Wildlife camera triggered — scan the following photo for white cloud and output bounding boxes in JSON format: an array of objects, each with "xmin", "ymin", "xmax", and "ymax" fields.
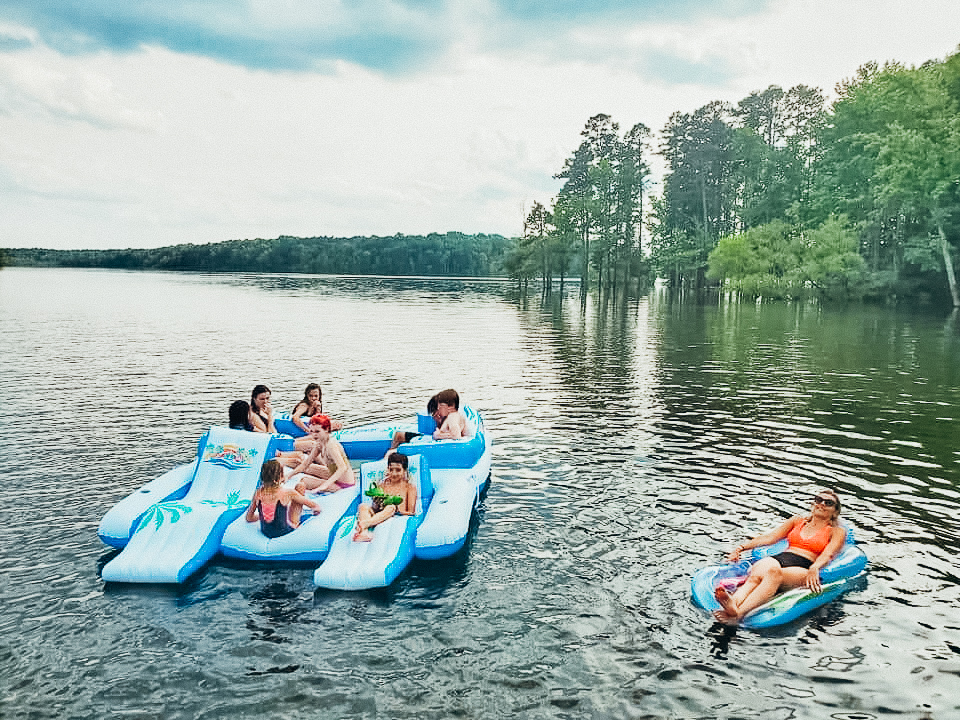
[{"xmin": 0, "ymin": 0, "xmax": 957, "ymax": 249}]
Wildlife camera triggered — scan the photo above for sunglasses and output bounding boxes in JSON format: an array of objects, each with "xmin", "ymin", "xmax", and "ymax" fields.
[{"xmin": 812, "ymin": 495, "xmax": 837, "ymax": 508}]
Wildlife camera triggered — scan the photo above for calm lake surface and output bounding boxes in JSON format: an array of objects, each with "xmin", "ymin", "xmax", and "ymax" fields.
[{"xmin": 1, "ymin": 267, "xmax": 958, "ymax": 719}]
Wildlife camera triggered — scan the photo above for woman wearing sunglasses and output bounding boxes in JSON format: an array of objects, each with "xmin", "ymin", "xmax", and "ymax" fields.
[{"xmin": 713, "ymin": 489, "xmax": 846, "ymax": 625}]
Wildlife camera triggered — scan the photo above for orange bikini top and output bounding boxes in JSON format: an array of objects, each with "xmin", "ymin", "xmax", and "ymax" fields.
[{"xmin": 787, "ymin": 520, "xmax": 833, "ymax": 555}]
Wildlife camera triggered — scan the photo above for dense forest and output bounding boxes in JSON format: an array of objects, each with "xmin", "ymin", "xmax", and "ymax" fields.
[
  {"xmin": 507, "ymin": 48, "xmax": 960, "ymax": 307},
  {"xmin": 5, "ymin": 233, "xmax": 511, "ymax": 277}
]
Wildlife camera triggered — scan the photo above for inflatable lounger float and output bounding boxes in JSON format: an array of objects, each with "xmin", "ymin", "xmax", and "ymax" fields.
[
  {"xmin": 282, "ymin": 404, "xmax": 491, "ymax": 559},
  {"xmin": 314, "ymin": 454, "xmax": 434, "ymax": 590},
  {"xmin": 223, "ymin": 406, "xmax": 491, "ymax": 566},
  {"xmin": 690, "ymin": 528, "xmax": 867, "ymax": 629},
  {"xmin": 274, "ymin": 412, "xmax": 418, "ymax": 460},
  {"xmin": 98, "ymin": 427, "xmax": 288, "ymax": 583},
  {"xmin": 219, "ymin": 475, "xmax": 361, "ymax": 563},
  {"xmin": 397, "ymin": 405, "xmax": 491, "ymax": 560},
  {"xmin": 276, "ymin": 405, "xmax": 489, "ymax": 467}
]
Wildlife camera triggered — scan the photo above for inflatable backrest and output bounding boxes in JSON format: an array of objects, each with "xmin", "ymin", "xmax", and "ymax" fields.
[
  {"xmin": 358, "ymin": 454, "xmax": 433, "ymax": 516},
  {"xmin": 417, "ymin": 413, "xmax": 437, "ymax": 434},
  {"xmin": 417, "ymin": 406, "xmax": 478, "ymax": 438},
  {"xmin": 187, "ymin": 426, "xmax": 274, "ymax": 501},
  {"xmin": 398, "ymin": 406, "xmax": 484, "ymax": 469},
  {"xmin": 274, "ymin": 412, "xmax": 307, "ymax": 438}
]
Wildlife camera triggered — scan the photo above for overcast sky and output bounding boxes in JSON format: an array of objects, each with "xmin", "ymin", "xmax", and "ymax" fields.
[{"xmin": 0, "ymin": 1, "xmax": 957, "ymax": 250}]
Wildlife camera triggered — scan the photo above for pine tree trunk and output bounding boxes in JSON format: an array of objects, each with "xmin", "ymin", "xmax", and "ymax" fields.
[{"xmin": 937, "ymin": 223, "xmax": 960, "ymax": 308}]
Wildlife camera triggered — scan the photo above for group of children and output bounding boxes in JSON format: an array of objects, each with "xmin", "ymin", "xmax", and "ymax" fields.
[{"xmin": 233, "ymin": 384, "xmax": 468, "ymax": 544}]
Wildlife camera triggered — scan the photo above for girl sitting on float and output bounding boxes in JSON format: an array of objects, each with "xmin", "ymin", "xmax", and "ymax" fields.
[
  {"xmin": 244, "ymin": 460, "xmax": 320, "ymax": 539},
  {"xmin": 282, "ymin": 414, "xmax": 355, "ymax": 492}
]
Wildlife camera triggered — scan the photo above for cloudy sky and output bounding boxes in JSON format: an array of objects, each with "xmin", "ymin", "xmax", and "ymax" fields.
[{"xmin": 0, "ymin": 1, "xmax": 957, "ymax": 250}]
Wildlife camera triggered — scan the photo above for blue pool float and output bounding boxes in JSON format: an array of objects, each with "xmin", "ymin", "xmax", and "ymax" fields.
[
  {"xmin": 98, "ymin": 427, "xmax": 287, "ymax": 583},
  {"xmin": 97, "ymin": 407, "xmax": 491, "ymax": 583},
  {"xmin": 218, "ymin": 481, "xmax": 361, "ymax": 563},
  {"xmin": 314, "ymin": 454, "xmax": 434, "ymax": 590},
  {"xmin": 690, "ymin": 527, "xmax": 868, "ymax": 628}
]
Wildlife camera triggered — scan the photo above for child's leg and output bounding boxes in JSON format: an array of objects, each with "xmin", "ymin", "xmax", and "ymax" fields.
[
  {"xmin": 293, "ymin": 436, "xmax": 316, "ymax": 452},
  {"xmin": 274, "ymin": 452, "xmax": 305, "ymax": 468},
  {"xmin": 356, "ymin": 505, "xmax": 373, "ymax": 529},
  {"xmin": 303, "ymin": 463, "xmax": 332, "ymax": 480},
  {"xmin": 354, "ymin": 506, "xmax": 374, "ymax": 540}
]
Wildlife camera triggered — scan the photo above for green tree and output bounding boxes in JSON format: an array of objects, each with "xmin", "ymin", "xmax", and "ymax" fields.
[
  {"xmin": 651, "ymin": 101, "xmax": 737, "ymax": 290},
  {"xmin": 734, "ymin": 84, "xmax": 825, "ymax": 229},
  {"xmin": 708, "ymin": 216, "xmax": 863, "ymax": 299}
]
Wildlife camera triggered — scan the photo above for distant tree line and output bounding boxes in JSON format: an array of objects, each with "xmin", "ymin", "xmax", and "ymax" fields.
[
  {"xmin": 3, "ymin": 232, "xmax": 511, "ymax": 277},
  {"xmin": 510, "ymin": 47, "xmax": 960, "ymax": 307}
]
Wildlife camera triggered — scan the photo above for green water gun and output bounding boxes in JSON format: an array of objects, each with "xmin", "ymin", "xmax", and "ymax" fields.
[{"xmin": 365, "ymin": 482, "xmax": 403, "ymax": 506}]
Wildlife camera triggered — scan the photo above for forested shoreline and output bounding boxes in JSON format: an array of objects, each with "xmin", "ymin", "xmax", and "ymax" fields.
[
  {"xmin": 5, "ymin": 49, "xmax": 959, "ymax": 307},
  {"xmin": 3, "ymin": 233, "xmax": 511, "ymax": 277},
  {"xmin": 508, "ymin": 48, "xmax": 960, "ymax": 308}
]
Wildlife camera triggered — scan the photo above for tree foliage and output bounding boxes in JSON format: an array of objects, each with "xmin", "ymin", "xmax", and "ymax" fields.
[
  {"xmin": 4, "ymin": 233, "xmax": 512, "ymax": 277},
  {"xmin": 507, "ymin": 114, "xmax": 652, "ymax": 295},
  {"xmin": 708, "ymin": 216, "xmax": 864, "ymax": 299},
  {"xmin": 654, "ymin": 46, "xmax": 960, "ymax": 306}
]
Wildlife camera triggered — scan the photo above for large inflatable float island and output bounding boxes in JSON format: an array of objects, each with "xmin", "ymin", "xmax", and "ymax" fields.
[
  {"xmin": 98, "ymin": 406, "xmax": 491, "ymax": 589},
  {"xmin": 690, "ymin": 528, "xmax": 867, "ymax": 629}
]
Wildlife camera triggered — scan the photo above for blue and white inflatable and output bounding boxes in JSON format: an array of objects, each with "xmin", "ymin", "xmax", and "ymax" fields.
[
  {"xmin": 690, "ymin": 528, "xmax": 868, "ymax": 628},
  {"xmin": 314, "ymin": 407, "xmax": 492, "ymax": 589},
  {"xmin": 219, "ymin": 481, "xmax": 361, "ymax": 563},
  {"xmin": 314, "ymin": 454, "xmax": 433, "ymax": 590},
  {"xmin": 99, "ymin": 427, "xmax": 284, "ymax": 583},
  {"xmin": 97, "ymin": 406, "xmax": 492, "ymax": 585}
]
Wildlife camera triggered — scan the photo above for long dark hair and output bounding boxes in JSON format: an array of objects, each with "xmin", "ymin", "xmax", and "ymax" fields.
[
  {"xmin": 294, "ymin": 383, "xmax": 322, "ymax": 414},
  {"xmin": 250, "ymin": 384, "xmax": 271, "ymax": 411},
  {"xmin": 228, "ymin": 400, "xmax": 251, "ymax": 430}
]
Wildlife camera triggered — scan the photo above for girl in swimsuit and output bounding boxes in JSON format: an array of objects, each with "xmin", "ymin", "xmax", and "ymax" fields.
[
  {"xmin": 244, "ymin": 460, "xmax": 320, "ymax": 538},
  {"xmin": 290, "ymin": 384, "xmax": 344, "ymax": 451},
  {"xmin": 353, "ymin": 452, "xmax": 418, "ymax": 542},
  {"xmin": 285, "ymin": 414, "xmax": 355, "ymax": 492},
  {"xmin": 248, "ymin": 384, "xmax": 277, "ymax": 434},
  {"xmin": 291, "ymin": 384, "xmax": 344, "ymax": 435},
  {"xmin": 713, "ymin": 488, "xmax": 847, "ymax": 625}
]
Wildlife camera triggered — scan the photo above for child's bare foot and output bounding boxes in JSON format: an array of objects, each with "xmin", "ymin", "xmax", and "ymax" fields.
[
  {"xmin": 354, "ymin": 529, "xmax": 374, "ymax": 542},
  {"xmin": 294, "ymin": 481, "xmax": 306, "ymax": 494}
]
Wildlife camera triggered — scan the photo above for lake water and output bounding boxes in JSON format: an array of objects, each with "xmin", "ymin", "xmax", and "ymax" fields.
[{"xmin": 1, "ymin": 267, "xmax": 958, "ymax": 719}]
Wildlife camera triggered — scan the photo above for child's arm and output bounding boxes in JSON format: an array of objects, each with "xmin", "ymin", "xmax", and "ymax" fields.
[
  {"xmin": 244, "ymin": 490, "xmax": 260, "ymax": 522},
  {"xmin": 249, "ymin": 410, "xmax": 267, "ymax": 432},
  {"xmin": 265, "ymin": 405, "xmax": 277, "ymax": 433},
  {"xmin": 289, "ymin": 443, "xmax": 318, "ymax": 476},
  {"xmin": 398, "ymin": 482, "xmax": 418, "ymax": 515},
  {"xmin": 292, "ymin": 403, "xmax": 309, "ymax": 433},
  {"xmin": 433, "ymin": 412, "xmax": 465, "ymax": 440}
]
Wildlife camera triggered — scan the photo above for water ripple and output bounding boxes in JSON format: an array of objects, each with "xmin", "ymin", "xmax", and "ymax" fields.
[{"xmin": 2, "ymin": 269, "xmax": 959, "ymax": 718}]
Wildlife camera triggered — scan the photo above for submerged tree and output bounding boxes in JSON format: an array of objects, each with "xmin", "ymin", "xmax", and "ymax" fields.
[
  {"xmin": 708, "ymin": 216, "xmax": 863, "ymax": 299},
  {"xmin": 516, "ymin": 114, "xmax": 652, "ymax": 296}
]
